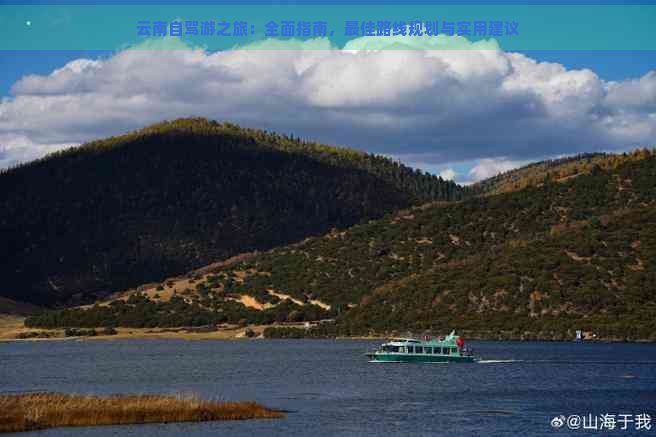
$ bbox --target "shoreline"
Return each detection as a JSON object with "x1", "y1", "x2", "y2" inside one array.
[
  {"x1": 3, "y1": 334, "x2": 653, "y2": 344},
  {"x1": 2, "y1": 329, "x2": 653, "y2": 346},
  {"x1": 3, "y1": 314, "x2": 654, "y2": 344}
]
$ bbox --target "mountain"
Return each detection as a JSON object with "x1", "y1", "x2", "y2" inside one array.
[
  {"x1": 470, "y1": 152, "x2": 649, "y2": 196},
  {"x1": 340, "y1": 205, "x2": 656, "y2": 340},
  {"x1": 0, "y1": 118, "x2": 465, "y2": 307},
  {"x1": 26, "y1": 148, "x2": 656, "y2": 341}
]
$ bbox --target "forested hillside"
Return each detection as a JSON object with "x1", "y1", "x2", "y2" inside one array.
[
  {"x1": 340, "y1": 206, "x2": 656, "y2": 340},
  {"x1": 0, "y1": 118, "x2": 464, "y2": 307},
  {"x1": 471, "y1": 151, "x2": 651, "y2": 196},
  {"x1": 27, "y1": 149, "x2": 656, "y2": 340}
]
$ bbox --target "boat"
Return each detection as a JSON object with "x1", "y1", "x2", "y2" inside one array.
[{"x1": 365, "y1": 331, "x2": 476, "y2": 363}]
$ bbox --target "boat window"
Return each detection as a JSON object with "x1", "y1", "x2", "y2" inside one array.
[
  {"x1": 407, "y1": 346, "x2": 414, "y2": 353},
  {"x1": 399, "y1": 347, "x2": 406, "y2": 353},
  {"x1": 415, "y1": 346, "x2": 423, "y2": 354},
  {"x1": 443, "y1": 347, "x2": 450, "y2": 355},
  {"x1": 425, "y1": 347, "x2": 432, "y2": 354},
  {"x1": 451, "y1": 348, "x2": 457, "y2": 354}
]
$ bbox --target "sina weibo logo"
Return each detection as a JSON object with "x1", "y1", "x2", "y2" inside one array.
[{"x1": 550, "y1": 416, "x2": 566, "y2": 428}]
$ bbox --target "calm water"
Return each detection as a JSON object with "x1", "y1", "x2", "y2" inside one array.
[{"x1": 1, "y1": 339, "x2": 655, "y2": 436}]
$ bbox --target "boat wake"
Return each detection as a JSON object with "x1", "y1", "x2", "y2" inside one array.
[
  {"x1": 478, "y1": 359, "x2": 656, "y2": 365},
  {"x1": 529, "y1": 360, "x2": 656, "y2": 365}
]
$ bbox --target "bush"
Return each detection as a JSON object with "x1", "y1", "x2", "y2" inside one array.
[
  {"x1": 101, "y1": 327, "x2": 118, "y2": 336},
  {"x1": 15, "y1": 331, "x2": 54, "y2": 339},
  {"x1": 64, "y1": 328, "x2": 98, "y2": 337}
]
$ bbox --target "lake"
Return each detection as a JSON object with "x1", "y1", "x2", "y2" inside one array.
[{"x1": 1, "y1": 339, "x2": 655, "y2": 436}]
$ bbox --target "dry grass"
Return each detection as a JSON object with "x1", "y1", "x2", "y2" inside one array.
[
  {"x1": 2, "y1": 323, "x2": 318, "y2": 342},
  {"x1": 0, "y1": 315, "x2": 32, "y2": 341},
  {"x1": 0, "y1": 393, "x2": 283, "y2": 433},
  {"x1": 0, "y1": 315, "x2": 24, "y2": 329}
]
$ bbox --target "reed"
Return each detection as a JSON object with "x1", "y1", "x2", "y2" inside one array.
[{"x1": 0, "y1": 393, "x2": 283, "y2": 433}]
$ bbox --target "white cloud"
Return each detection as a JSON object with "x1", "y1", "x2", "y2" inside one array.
[
  {"x1": 468, "y1": 158, "x2": 530, "y2": 182},
  {"x1": 604, "y1": 71, "x2": 656, "y2": 111},
  {"x1": 0, "y1": 133, "x2": 74, "y2": 169},
  {"x1": 439, "y1": 168, "x2": 457, "y2": 181},
  {"x1": 0, "y1": 33, "x2": 655, "y2": 171}
]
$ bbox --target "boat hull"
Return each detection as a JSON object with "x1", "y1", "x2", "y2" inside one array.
[{"x1": 366, "y1": 353, "x2": 475, "y2": 363}]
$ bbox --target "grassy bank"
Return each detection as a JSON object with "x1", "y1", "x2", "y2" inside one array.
[
  {"x1": 0, "y1": 318, "x2": 317, "y2": 342},
  {"x1": 3, "y1": 316, "x2": 652, "y2": 343},
  {"x1": 0, "y1": 393, "x2": 283, "y2": 433}
]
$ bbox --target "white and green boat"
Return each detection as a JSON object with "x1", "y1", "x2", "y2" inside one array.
[{"x1": 366, "y1": 331, "x2": 476, "y2": 363}]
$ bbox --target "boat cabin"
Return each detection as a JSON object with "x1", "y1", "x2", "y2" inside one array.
[{"x1": 366, "y1": 331, "x2": 475, "y2": 363}]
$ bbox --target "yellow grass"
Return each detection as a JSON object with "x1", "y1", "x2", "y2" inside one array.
[
  {"x1": 0, "y1": 315, "x2": 33, "y2": 341},
  {"x1": 230, "y1": 295, "x2": 274, "y2": 310},
  {"x1": 0, "y1": 323, "x2": 318, "y2": 342},
  {"x1": 0, "y1": 393, "x2": 283, "y2": 433},
  {"x1": 267, "y1": 290, "x2": 306, "y2": 307},
  {"x1": 0, "y1": 315, "x2": 23, "y2": 329}
]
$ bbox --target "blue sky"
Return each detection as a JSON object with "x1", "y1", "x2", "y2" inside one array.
[{"x1": 1, "y1": 0, "x2": 654, "y2": 183}]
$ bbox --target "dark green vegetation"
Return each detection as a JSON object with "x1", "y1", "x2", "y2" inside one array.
[
  {"x1": 131, "y1": 149, "x2": 653, "y2": 340},
  {"x1": 0, "y1": 298, "x2": 40, "y2": 316},
  {"x1": 14, "y1": 331, "x2": 58, "y2": 339},
  {"x1": 9, "y1": 119, "x2": 656, "y2": 340},
  {"x1": 470, "y1": 151, "x2": 650, "y2": 196},
  {"x1": 26, "y1": 292, "x2": 334, "y2": 329},
  {"x1": 470, "y1": 152, "x2": 604, "y2": 195},
  {"x1": 0, "y1": 118, "x2": 464, "y2": 307},
  {"x1": 263, "y1": 326, "x2": 338, "y2": 339},
  {"x1": 340, "y1": 206, "x2": 656, "y2": 340},
  {"x1": 26, "y1": 149, "x2": 656, "y2": 339}
]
